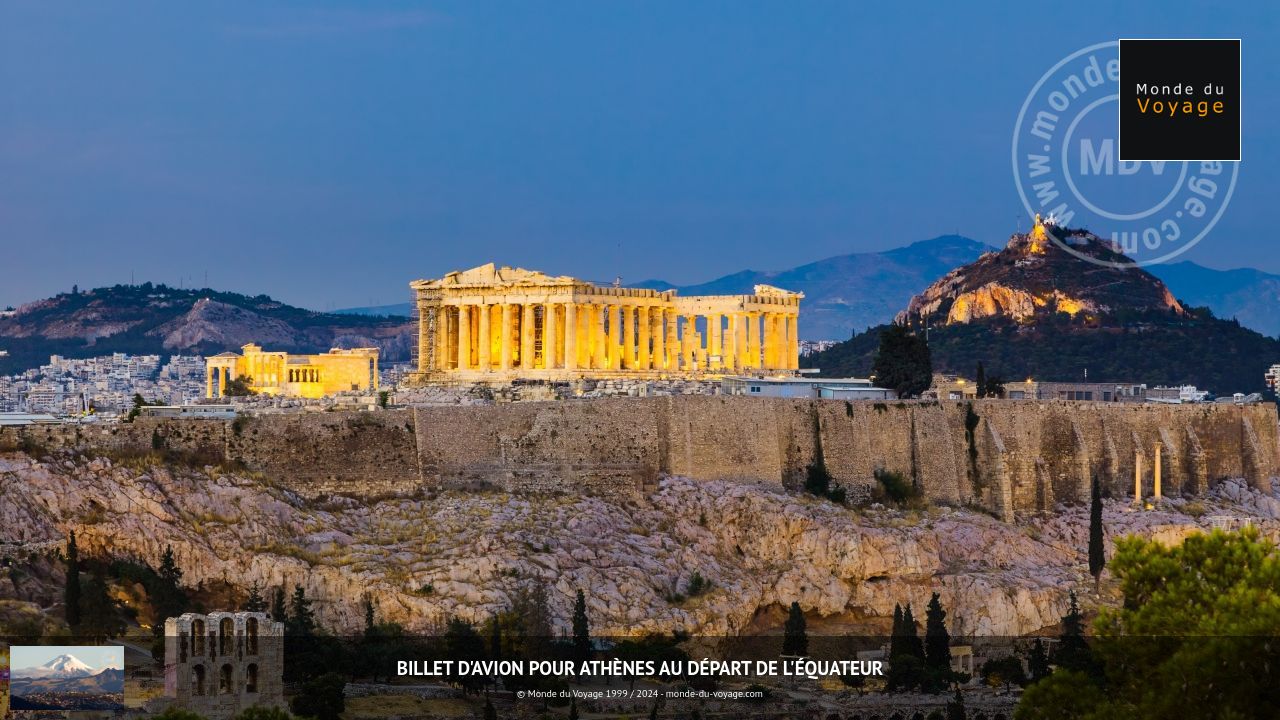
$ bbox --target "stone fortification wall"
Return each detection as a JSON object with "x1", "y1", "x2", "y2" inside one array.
[{"x1": 3, "y1": 398, "x2": 1276, "y2": 519}]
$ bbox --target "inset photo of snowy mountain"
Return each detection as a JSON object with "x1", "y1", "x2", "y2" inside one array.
[{"x1": 9, "y1": 646, "x2": 124, "y2": 713}]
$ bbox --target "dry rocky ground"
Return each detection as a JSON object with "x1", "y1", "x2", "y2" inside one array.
[{"x1": 2, "y1": 450, "x2": 1278, "y2": 639}]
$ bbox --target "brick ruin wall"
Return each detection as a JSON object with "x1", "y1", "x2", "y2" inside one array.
[{"x1": 4, "y1": 398, "x2": 1278, "y2": 520}]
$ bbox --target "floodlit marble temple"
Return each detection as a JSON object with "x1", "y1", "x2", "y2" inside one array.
[
  {"x1": 205, "y1": 343, "x2": 379, "y2": 399},
  {"x1": 408, "y1": 263, "x2": 802, "y2": 383}
]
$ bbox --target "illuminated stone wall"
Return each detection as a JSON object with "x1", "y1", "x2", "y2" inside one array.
[{"x1": 5, "y1": 398, "x2": 1277, "y2": 520}]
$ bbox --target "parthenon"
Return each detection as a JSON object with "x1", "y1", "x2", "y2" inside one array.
[{"x1": 407, "y1": 263, "x2": 802, "y2": 383}]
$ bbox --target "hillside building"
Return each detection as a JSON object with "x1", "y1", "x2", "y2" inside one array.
[
  {"x1": 1267, "y1": 364, "x2": 1280, "y2": 391},
  {"x1": 407, "y1": 263, "x2": 803, "y2": 383},
  {"x1": 205, "y1": 343, "x2": 379, "y2": 399}
]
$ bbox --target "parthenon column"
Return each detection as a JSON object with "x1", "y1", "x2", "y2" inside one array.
[
  {"x1": 664, "y1": 310, "x2": 677, "y2": 370},
  {"x1": 436, "y1": 307, "x2": 452, "y2": 371},
  {"x1": 477, "y1": 303, "x2": 492, "y2": 370},
  {"x1": 651, "y1": 308, "x2": 665, "y2": 370},
  {"x1": 708, "y1": 313, "x2": 722, "y2": 370},
  {"x1": 499, "y1": 304, "x2": 514, "y2": 370},
  {"x1": 417, "y1": 301, "x2": 431, "y2": 373},
  {"x1": 762, "y1": 313, "x2": 777, "y2": 369},
  {"x1": 622, "y1": 306, "x2": 636, "y2": 369},
  {"x1": 590, "y1": 304, "x2": 606, "y2": 369},
  {"x1": 607, "y1": 304, "x2": 622, "y2": 370},
  {"x1": 746, "y1": 312, "x2": 761, "y2": 369},
  {"x1": 520, "y1": 304, "x2": 536, "y2": 368},
  {"x1": 564, "y1": 303, "x2": 579, "y2": 370},
  {"x1": 543, "y1": 303, "x2": 558, "y2": 369},
  {"x1": 457, "y1": 305, "x2": 471, "y2": 369},
  {"x1": 783, "y1": 311, "x2": 793, "y2": 366},
  {"x1": 724, "y1": 313, "x2": 739, "y2": 372},
  {"x1": 637, "y1": 306, "x2": 650, "y2": 369}
]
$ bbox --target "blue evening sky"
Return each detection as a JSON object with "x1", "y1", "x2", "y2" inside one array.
[{"x1": 2, "y1": 1, "x2": 1276, "y2": 310}]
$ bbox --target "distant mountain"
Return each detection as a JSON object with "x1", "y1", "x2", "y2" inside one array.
[
  {"x1": 806, "y1": 222, "x2": 1280, "y2": 394},
  {"x1": 633, "y1": 235, "x2": 996, "y2": 340},
  {"x1": 13, "y1": 666, "x2": 124, "y2": 696},
  {"x1": 13, "y1": 653, "x2": 95, "y2": 679},
  {"x1": 1148, "y1": 262, "x2": 1280, "y2": 338},
  {"x1": 335, "y1": 302, "x2": 414, "y2": 317},
  {"x1": 0, "y1": 283, "x2": 415, "y2": 374}
]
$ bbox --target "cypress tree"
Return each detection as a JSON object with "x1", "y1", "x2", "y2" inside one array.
[
  {"x1": 271, "y1": 585, "x2": 287, "y2": 621},
  {"x1": 782, "y1": 601, "x2": 808, "y2": 657},
  {"x1": 243, "y1": 581, "x2": 267, "y2": 613},
  {"x1": 363, "y1": 595, "x2": 376, "y2": 635},
  {"x1": 483, "y1": 696, "x2": 497, "y2": 720},
  {"x1": 975, "y1": 362, "x2": 987, "y2": 398},
  {"x1": 489, "y1": 614, "x2": 503, "y2": 663},
  {"x1": 568, "y1": 698, "x2": 579, "y2": 720},
  {"x1": 1089, "y1": 477, "x2": 1105, "y2": 591},
  {"x1": 902, "y1": 603, "x2": 924, "y2": 660},
  {"x1": 65, "y1": 530, "x2": 81, "y2": 629},
  {"x1": 889, "y1": 603, "x2": 904, "y2": 658},
  {"x1": 1055, "y1": 591, "x2": 1096, "y2": 677},
  {"x1": 924, "y1": 593, "x2": 952, "y2": 692},
  {"x1": 572, "y1": 589, "x2": 592, "y2": 666},
  {"x1": 289, "y1": 585, "x2": 316, "y2": 636},
  {"x1": 1027, "y1": 639, "x2": 1051, "y2": 683}
]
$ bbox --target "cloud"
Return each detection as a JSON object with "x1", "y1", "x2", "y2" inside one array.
[{"x1": 224, "y1": 8, "x2": 440, "y2": 39}]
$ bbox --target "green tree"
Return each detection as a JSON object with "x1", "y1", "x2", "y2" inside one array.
[
  {"x1": 871, "y1": 324, "x2": 932, "y2": 398},
  {"x1": 483, "y1": 696, "x2": 497, "y2": 720},
  {"x1": 781, "y1": 601, "x2": 807, "y2": 657},
  {"x1": 271, "y1": 585, "x2": 287, "y2": 621},
  {"x1": 444, "y1": 618, "x2": 488, "y2": 694},
  {"x1": 887, "y1": 601, "x2": 926, "y2": 692},
  {"x1": 1018, "y1": 529, "x2": 1280, "y2": 719},
  {"x1": 1088, "y1": 478, "x2": 1105, "y2": 591},
  {"x1": 568, "y1": 698, "x2": 579, "y2": 720},
  {"x1": 923, "y1": 592, "x2": 952, "y2": 692},
  {"x1": 290, "y1": 672, "x2": 345, "y2": 720},
  {"x1": 980, "y1": 655, "x2": 1027, "y2": 691},
  {"x1": 975, "y1": 361, "x2": 986, "y2": 398},
  {"x1": 81, "y1": 568, "x2": 124, "y2": 640},
  {"x1": 572, "y1": 589, "x2": 593, "y2": 667},
  {"x1": 362, "y1": 595, "x2": 376, "y2": 636},
  {"x1": 488, "y1": 613, "x2": 503, "y2": 663},
  {"x1": 152, "y1": 545, "x2": 188, "y2": 631},
  {"x1": 65, "y1": 530, "x2": 81, "y2": 629},
  {"x1": 224, "y1": 375, "x2": 256, "y2": 396},
  {"x1": 1052, "y1": 591, "x2": 1094, "y2": 677},
  {"x1": 1026, "y1": 639, "x2": 1051, "y2": 683},
  {"x1": 288, "y1": 585, "x2": 316, "y2": 636},
  {"x1": 243, "y1": 581, "x2": 267, "y2": 613}
]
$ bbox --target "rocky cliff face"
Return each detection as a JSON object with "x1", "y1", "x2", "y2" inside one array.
[
  {"x1": 4, "y1": 451, "x2": 1277, "y2": 639},
  {"x1": 898, "y1": 222, "x2": 1183, "y2": 326}
]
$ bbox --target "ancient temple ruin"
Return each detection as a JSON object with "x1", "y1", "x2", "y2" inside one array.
[
  {"x1": 158, "y1": 611, "x2": 285, "y2": 719},
  {"x1": 407, "y1": 263, "x2": 803, "y2": 383}
]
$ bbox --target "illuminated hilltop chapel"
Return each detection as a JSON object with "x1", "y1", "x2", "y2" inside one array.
[{"x1": 407, "y1": 263, "x2": 803, "y2": 383}]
